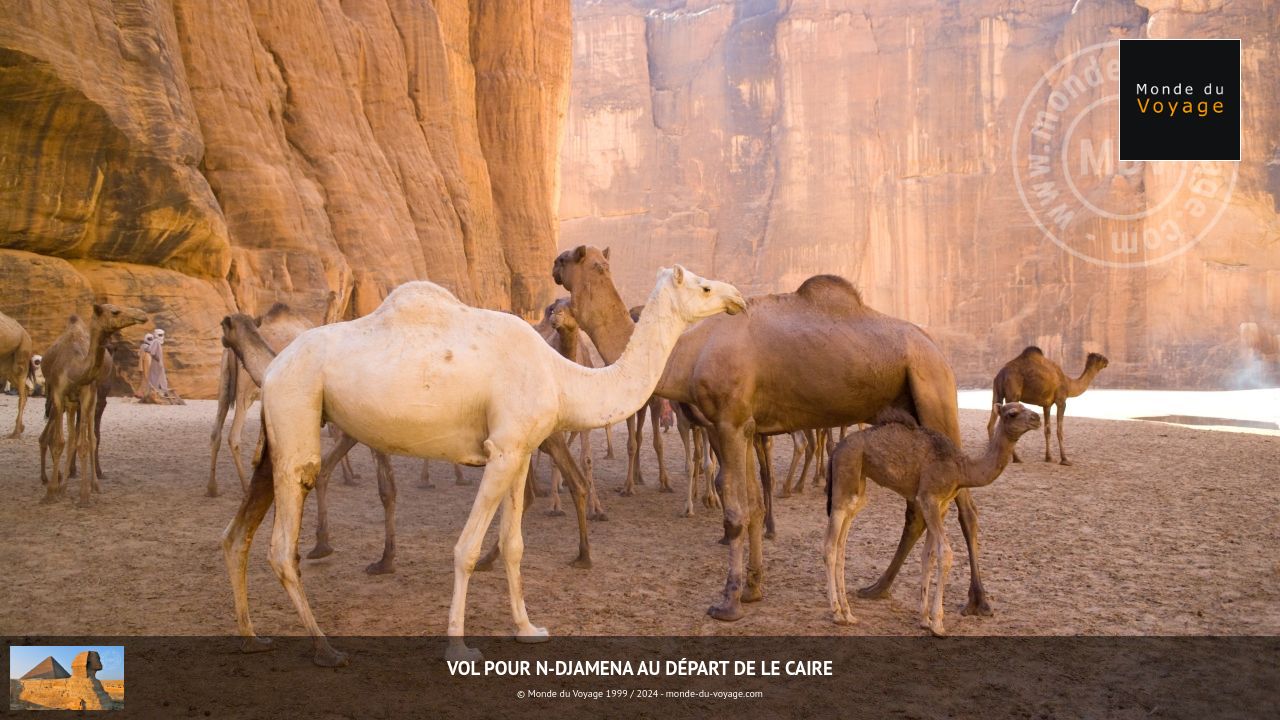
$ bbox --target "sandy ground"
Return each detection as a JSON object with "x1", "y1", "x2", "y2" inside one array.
[{"x1": 0, "y1": 393, "x2": 1278, "y2": 639}]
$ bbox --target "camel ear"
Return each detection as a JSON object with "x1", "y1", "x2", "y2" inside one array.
[
  {"x1": 672, "y1": 265, "x2": 686, "y2": 286},
  {"x1": 603, "y1": 247, "x2": 611, "y2": 260},
  {"x1": 573, "y1": 246, "x2": 587, "y2": 262},
  {"x1": 93, "y1": 304, "x2": 105, "y2": 317},
  {"x1": 992, "y1": 402, "x2": 1002, "y2": 415}
]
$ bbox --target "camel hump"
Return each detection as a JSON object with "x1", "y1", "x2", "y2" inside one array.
[
  {"x1": 1018, "y1": 345, "x2": 1044, "y2": 358},
  {"x1": 260, "y1": 302, "x2": 293, "y2": 321},
  {"x1": 873, "y1": 407, "x2": 918, "y2": 428},
  {"x1": 795, "y1": 275, "x2": 864, "y2": 310},
  {"x1": 377, "y1": 281, "x2": 462, "y2": 320}
]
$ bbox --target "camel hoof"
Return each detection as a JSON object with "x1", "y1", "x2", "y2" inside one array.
[
  {"x1": 417, "y1": 481, "x2": 436, "y2": 490},
  {"x1": 455, "y1": 477, "x2": 473, "y2": 486},
  {"x1": 364, "y1": 560, "x2": 395, "y2": 575},
  {"x1": 764, "y1": 529, "x2": 776, "y2": 540},
  {"x1": 775, "y1": 490, "x2": 791, "y2": 499},
  {"x1": 39, "y1": 493, "x2": 60, "y2": 505},
  {"x1": 205, "y1": 488, "x2": 219, "y2": 498},
  {"x1": 307, "y1": 542, "x2": 335, "y2": 560},
  {"x1": 707, "y1": 601, "x2": 745, "y2": 622},
  {"x1": 445, "y1": 643, "x2": 483, "y2": 663},
  {"x1": 240, "y1": 636, "x2": 274, "y2": 654},
  {"x1": 681, "y1": 508, "x2": 695, "y2": 519},
  {"x1": 545, "y1": 509, "x2": 566, "y2": 517},
  {"x1": 961, "y1": 598, "x2": 993, "y2": 617},
  {"x1": 717, "y1": 534, "x2": 730, "y2": 546},
  {"x1": 1011, "y1": 456, "x2": 1022, "y2": 464},
  {"x1": 474, "y1": 557, "x2": 496, "y2": 573},
  {"x1": 568, "y1": 556, "x2": 592, "y2": 570},
  {"x1": 313, "y1": 646, "x2": 349, "y2": 668},
  {"x1": 742, "y1": 585, "x2": 763, "y2": 603},
  {"x1": 516, "y1": 626, "x2": 550, "y2": 644},
  {"x1": 856, "y1": 584, "x2": 892, "y2": 600},
  {"x1": 588, "y1": 512, "x2": 609, "y2": 522},
  {"x1": 617, "y1": 488, "x2": 635, "y2": 497},
  {"x1": 6, "y1": 431, "x2": 21, "y2": 440},
  {"x1": 928, "y1": 623, "x2": 948, "y2": 637},
  {"x1": 75, "y1": 498, "x2": 92, "y2": 509},
  {"x1": 833, "y1": 610, "x2": 858, "y2": 626},
  {"x1": 658, "y1": 484, "x2": 674, "y2": 494},
  {"x1": 1059, "y1": 459, "x2": 1073, "y2": 466}
]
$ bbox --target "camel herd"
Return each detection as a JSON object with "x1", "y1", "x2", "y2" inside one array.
[{"x1": 0, "y1": 244, "x2": 1112, "y2": 665}]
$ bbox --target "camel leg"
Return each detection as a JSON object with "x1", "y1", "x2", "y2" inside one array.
[
  {"x1": 8, "y1": 361, "x2": 29, "y2": 438},
  {"x1": 221, "y1": 435, "x2": 277, "y2": 655},
  {"x1": 1042, "y1": 405, "x2": 1053, "y2": 462},
  {"x1": 454, "y1": 464, "x2": 466, "y2": 485},
  {"x1": 604, "y1": 422, "x2": 615, "y2": 459},
  {"x1": 1056, "y1": 402, "x2": 1071, "y2": 465},
  {"x1": 42, "y1": 405, "x2": 67, "y2": 503},
  {"x1": 545, "y1": 433, "x2": 596, "y2": 564},
  {"x1": 825, "y1": 446, "x2": 866, "y2": 625},
  {"x1": 339, "y1": 453, "x2": 358, "y2": 485},
  {"x1": 365, "y1": 450, "x2": 397, "y2": 575},
  {"x1": 743, "y1": 427, "x2": 767, "y2": 602},
  {"x1": 699, "y1": 429, "x2": 721, "y2": 510},
  {"x1": 208, "y1": 350, "x2": 236, "y2": 497},
  {"x1": 796, "y1": 429, "x2": 816, "y2": 494},
  {"x1": 680, "y1": 417, "x2": 697, "y2": 517},
  {"x1": 267, "y1": 455, "x2": 347, "y2": 667},
  {"x1": 651, "y1": 402, "x2": 672, "y2": 492},
  {"x1": 75, "y1": 390, "x2": 96, "y2": 506},
  {"x1": 955, "y1": 488, "x2": 991, "y2": 616},
  {"x1": 779, "y1": 432, "x2": 801, "y2": 498},
  {"x1": 811, "y1": 429, "x2": 829, "y2": 489},
  {"x1": 579, "y1": 428, "x2": 596, "y2": 513},
  {"x1": 858, "y1": 502, "x2": 925, "y2": 599},
  {"x1": 476, "y1": 469, "x2": 536, "y2": 573},
  {"x1": 707, "y1": 420, "x2": 758, "y2": 621},
  {"x1": 227, "y1": 385, "x2": 256, "y2": 494},
  {"x1": 498, "y1": 452, "x2": 548, "y2": 643},
  {"x1": 67, "y1": 404, "x2": 80, "y2": 479},
  {"x1": 39, "y1": 414, "x2": 52, "y2": 486},
  {"x1": 92, "y1": 390, "x2": 106, "y2": 483},
  {"x1": 919, "y1": 496, "x2": 951, "y2": 636},
  {"x1": 547, "y1": 443, "x2": 564, "y2": 515},
  {"x1": 754, "y1": 435, "x2": 776, "y2": 539},
  {"x1": 447, "y1": 441, "x2": 529, "y2": 662},
  {"x1": 307, "y1": 432, "x2": 358, "y2": 560},
  {"x1": 418, "y1": 459, "x2": 435, "y2": 489}
]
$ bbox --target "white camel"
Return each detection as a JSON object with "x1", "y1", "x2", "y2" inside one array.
[{"x1": 222, "y1": 267, "x2": 744, "y2": 665}]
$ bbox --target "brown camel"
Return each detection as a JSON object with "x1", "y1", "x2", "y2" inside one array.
[
  {"x1": 826, "y1": 404, "x2": 1040, "y2": 634},
  {"x1": 208, "y1": 303, "x2": 317, "y2": 496},
  {"x1": 65, "y1": 333, "x2": 127, "y2": 482},
  {"x1": 220, "y1": 314, "x2": 401, "y2": 573},
  {"x1": 988, "y1": 346, "x2": 1109, "y2": 465},
  {"x1": 39, "y1": 304, "x2": 147, "y2": 505},
  {"x1": 554, "y1": 245, "x2": 986, "y2": 622},
  {"x1": 1, "y1": 310, "x2": 34, "y2": 438}
]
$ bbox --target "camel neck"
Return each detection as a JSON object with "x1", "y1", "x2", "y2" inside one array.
[
  {"x1": 572, "y1": 279, "x2": 633, "y2": 365},
  {"x1": 82, "y1": 326, "x2": 109, "y2": 387},
  {"x1": 231, "y1": 330, "x2": 278, "y2": 386},
  {"x1": 555, "y1": 327, "x2": 578, "y2": 362},
  {"x1": 963, "y1": 428, "x2": 1020, "y2": 488},
  {"x1": 556, "y1": 280, "x2": 686, "y2": 431},
  {"x1": 1067, "y1": 364, "x2": 1102, "y2": 398}
]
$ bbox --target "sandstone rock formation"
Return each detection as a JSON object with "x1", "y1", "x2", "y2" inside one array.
[
  {"x1": 559, "y1": 0, "x2": 1280, "y2": 388},
  {"x1": 72, "y1": 650, "x2": 102, "y2": 679},
  {"x1": 0, "y1": 0, "x2": 571, "y2": 397}
]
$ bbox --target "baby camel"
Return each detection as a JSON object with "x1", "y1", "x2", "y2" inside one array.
[{"x1": 825, "y1": 403, "x2": 1040, "y2": 635}]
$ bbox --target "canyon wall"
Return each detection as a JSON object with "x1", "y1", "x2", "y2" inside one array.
[
  {"x1": 0, "y1": 0, "x2": 571, "y2": 397},
  {"x1": 560, "y1": 0, "x2": 1280, "y2": 388}
]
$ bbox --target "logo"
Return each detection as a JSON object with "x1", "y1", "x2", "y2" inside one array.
[{"x1": 1013, "y1": 40, "x2": 1238, "y2": 268}]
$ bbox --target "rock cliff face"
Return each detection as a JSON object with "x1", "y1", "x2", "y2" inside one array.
[
  {"x1": 560, "y1": 0, "x2": 1280, "y2": 388},
  {"x1": 0, "y1": 0, "x2": 570, "y2": 397}
]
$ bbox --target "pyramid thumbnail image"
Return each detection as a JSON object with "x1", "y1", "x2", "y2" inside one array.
[{"x1": 20, "y1": 656, "x2": 71, "y2": 680}]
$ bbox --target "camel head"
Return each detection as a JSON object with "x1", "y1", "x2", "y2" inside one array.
[
  {"x1": 546, "y1": 298, "x2": 578, "y2": 333},
  {"x1": 220, "y1": 313, "x2": 258, "y2": 350},
  {"x1": 93, "y1": 303, "x2": 147, "y2": 333},
  {"x1": 658, "y1": 265, "x2": 746, "y2": 321},
  {"x1": 552, "y1": 245, "x2": 612, "y2": 293},
  {"x1": 992, "y1": 402, "x2": 1041, "y2": 440},
  {"x1": 1085, "y1": 352, "x2": 1110, "y2": 371}
]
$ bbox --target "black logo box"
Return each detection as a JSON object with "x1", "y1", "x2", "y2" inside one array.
[{"x1": 1119, "y1": 38, "x2": 1241, "y2": 162}]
